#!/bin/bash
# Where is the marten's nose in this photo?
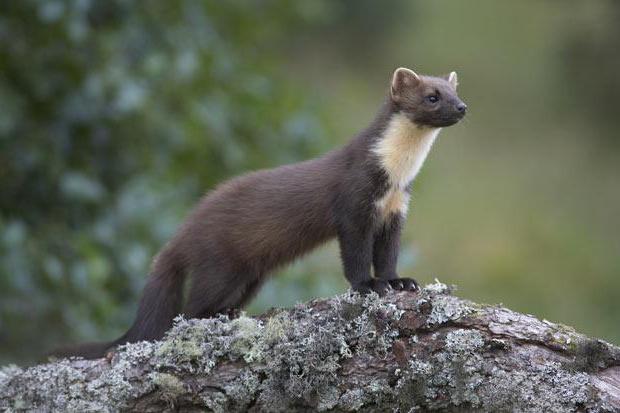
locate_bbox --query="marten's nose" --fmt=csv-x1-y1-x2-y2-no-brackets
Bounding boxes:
457,103,467,114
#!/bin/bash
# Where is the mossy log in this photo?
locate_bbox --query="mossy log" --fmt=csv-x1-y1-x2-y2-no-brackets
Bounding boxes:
1,282,619,412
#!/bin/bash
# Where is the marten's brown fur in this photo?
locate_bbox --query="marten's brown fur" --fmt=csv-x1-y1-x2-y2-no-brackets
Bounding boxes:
55,68,466,359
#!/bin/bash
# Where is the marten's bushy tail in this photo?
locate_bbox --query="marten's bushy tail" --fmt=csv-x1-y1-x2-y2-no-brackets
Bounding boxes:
52,252,185,360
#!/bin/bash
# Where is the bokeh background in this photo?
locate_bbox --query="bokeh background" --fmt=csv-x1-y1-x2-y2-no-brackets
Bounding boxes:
1,0,619,364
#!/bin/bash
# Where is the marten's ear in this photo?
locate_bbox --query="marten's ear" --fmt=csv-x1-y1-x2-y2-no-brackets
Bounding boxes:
447,71,458,89
391,67,421,101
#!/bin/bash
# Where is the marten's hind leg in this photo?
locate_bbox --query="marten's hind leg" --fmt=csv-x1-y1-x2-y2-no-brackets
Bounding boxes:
216,277,264,319
184,269,265,319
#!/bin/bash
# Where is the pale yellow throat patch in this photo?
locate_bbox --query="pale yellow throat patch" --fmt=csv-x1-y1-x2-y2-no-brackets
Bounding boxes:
372,113,441,219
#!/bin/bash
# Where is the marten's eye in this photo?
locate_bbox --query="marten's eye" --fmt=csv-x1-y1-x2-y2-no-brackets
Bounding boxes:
426,95,439,103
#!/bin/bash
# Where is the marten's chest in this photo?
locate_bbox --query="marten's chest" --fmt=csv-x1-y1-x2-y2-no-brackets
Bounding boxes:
371,114,440,219
375,187,410,220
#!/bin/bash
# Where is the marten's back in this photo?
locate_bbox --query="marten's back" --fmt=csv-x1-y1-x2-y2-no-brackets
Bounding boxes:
174,148,349,272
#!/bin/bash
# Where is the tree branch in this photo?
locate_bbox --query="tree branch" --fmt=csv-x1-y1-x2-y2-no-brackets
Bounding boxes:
1,282,619,412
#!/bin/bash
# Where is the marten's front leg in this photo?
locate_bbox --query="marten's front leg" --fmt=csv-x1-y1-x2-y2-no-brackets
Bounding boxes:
373,214,418,292
337,216,391,296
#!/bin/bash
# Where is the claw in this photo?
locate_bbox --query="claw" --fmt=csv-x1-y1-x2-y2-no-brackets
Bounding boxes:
354,277,419,296
388,279,404,290
389,277,419,291
354,279,391,296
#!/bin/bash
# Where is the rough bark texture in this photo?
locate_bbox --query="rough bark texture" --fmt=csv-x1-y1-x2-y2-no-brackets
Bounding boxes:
1,281,619,412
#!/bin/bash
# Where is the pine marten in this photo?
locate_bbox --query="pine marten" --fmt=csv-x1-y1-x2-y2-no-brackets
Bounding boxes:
56,67,467,359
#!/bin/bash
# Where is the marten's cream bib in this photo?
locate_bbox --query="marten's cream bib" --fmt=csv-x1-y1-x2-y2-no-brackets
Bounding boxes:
372,113,440,219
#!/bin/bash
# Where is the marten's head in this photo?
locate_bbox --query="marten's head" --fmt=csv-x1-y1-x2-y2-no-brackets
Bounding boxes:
390,67,467,127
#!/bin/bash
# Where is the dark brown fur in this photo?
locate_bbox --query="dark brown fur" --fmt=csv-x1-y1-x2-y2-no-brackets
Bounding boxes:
56,68,466,359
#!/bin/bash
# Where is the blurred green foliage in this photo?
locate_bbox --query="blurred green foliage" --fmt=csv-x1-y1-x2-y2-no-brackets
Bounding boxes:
0,0,337,363
1,0,619,364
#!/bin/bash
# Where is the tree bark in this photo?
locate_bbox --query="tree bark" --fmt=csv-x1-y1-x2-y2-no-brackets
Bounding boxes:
1,281,619,412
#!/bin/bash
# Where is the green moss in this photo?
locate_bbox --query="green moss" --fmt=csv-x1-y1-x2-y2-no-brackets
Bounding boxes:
151,372,185,401
263,312,292,345
156,338,203,361
230,316,264,363
152,317,212,372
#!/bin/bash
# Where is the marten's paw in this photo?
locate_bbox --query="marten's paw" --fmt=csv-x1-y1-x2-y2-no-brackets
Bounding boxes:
354,279,392,296
223,308,241,319
387,277,419,291
354,277,419,296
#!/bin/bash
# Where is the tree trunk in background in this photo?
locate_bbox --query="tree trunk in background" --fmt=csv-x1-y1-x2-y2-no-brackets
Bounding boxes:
1,282,619,412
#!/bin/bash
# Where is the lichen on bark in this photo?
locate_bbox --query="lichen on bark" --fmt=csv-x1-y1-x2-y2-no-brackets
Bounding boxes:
1,281,619,412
